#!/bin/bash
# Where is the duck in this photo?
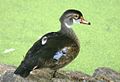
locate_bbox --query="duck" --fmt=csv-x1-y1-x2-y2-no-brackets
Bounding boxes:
14,9,90,78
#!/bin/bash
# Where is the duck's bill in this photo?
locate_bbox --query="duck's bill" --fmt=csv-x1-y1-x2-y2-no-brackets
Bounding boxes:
80,17,91,25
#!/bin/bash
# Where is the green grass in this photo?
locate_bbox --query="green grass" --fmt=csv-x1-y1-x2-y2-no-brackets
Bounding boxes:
0,0,120,75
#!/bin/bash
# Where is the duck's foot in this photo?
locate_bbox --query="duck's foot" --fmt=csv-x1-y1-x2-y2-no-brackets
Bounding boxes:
51,70,69,79
52,70,57,78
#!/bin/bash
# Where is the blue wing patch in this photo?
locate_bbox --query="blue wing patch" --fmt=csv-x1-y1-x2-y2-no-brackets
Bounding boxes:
53,47,68,60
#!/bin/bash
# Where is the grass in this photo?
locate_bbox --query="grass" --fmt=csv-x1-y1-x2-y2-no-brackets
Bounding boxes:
0,0,120,75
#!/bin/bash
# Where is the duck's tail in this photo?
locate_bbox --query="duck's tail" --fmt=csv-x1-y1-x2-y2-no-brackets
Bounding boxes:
14,62,32,78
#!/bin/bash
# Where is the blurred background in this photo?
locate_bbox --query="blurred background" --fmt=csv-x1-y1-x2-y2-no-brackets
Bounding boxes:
0,0,120,75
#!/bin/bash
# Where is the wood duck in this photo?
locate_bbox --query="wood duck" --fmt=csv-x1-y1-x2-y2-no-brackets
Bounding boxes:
14,9,90,78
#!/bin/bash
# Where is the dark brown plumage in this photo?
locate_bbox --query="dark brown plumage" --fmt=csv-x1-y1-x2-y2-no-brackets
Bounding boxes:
14,9,90,78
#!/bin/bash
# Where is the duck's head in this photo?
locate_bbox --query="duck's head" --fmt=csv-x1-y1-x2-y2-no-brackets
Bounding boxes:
60,9,91,28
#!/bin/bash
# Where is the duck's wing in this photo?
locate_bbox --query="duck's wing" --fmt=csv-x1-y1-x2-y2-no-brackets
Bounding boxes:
25,32,70,59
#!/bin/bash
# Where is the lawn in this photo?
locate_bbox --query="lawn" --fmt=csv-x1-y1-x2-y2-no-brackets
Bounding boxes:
0,0,120,75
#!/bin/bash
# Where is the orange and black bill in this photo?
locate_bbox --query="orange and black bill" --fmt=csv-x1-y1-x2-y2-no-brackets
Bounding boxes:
80,16,91,25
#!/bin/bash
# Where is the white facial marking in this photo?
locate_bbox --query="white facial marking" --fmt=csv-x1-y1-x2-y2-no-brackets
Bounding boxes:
42,36,47,45
73,19,80,24
65,22,71,28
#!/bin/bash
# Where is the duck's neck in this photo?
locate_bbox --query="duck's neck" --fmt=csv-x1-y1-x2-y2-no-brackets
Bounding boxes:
59,24,79,45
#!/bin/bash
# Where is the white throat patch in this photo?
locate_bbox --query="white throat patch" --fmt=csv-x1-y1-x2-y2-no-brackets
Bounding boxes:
65,19,80,28
73,19,80,24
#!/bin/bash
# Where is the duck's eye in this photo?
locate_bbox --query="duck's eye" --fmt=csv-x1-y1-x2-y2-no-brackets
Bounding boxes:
74,14,79,19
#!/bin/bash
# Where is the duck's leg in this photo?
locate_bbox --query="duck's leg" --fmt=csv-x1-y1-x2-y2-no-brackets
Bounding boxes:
52,70,57,78
52,70,70,79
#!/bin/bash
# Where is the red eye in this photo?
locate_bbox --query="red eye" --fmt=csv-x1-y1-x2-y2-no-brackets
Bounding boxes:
74,14,79,19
